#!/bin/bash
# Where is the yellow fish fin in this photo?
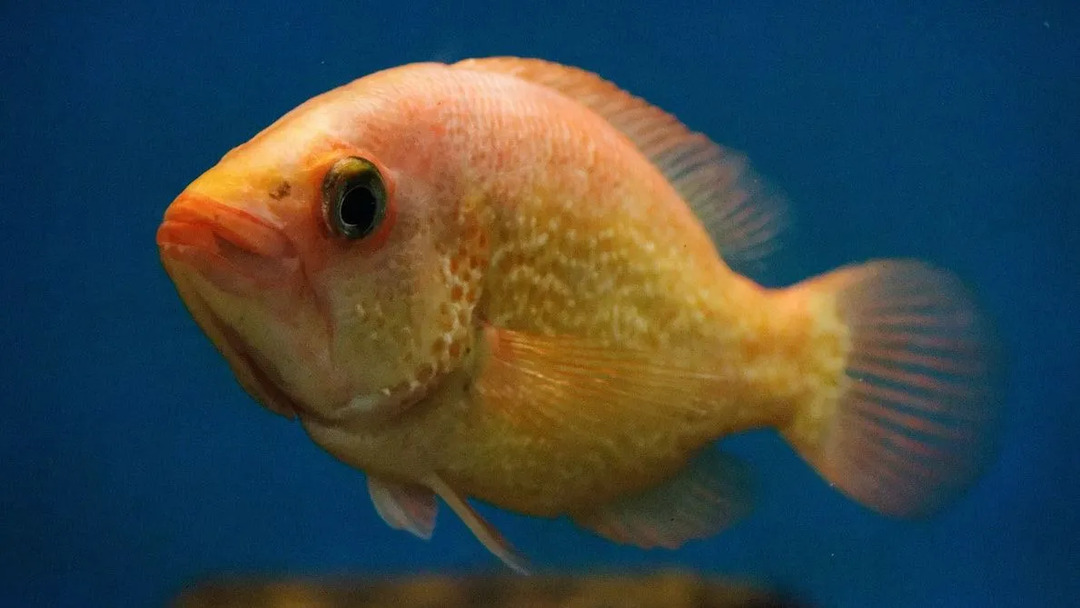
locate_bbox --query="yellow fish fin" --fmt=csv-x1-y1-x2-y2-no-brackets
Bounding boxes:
454,56,789,277
367,475,437,540
424,473,531,574
473,324,728,444
573,449,753,549
782,260,1003,517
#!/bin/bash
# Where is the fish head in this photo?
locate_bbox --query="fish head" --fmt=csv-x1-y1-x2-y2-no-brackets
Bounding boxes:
157,94,486,425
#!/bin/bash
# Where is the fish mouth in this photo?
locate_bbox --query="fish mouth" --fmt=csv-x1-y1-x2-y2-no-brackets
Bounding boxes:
156,192,299,295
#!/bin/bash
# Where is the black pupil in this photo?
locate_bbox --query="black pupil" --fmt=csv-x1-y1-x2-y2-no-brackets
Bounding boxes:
340,184,377,232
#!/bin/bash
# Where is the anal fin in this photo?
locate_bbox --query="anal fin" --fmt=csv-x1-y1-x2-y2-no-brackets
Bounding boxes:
573,449,754,550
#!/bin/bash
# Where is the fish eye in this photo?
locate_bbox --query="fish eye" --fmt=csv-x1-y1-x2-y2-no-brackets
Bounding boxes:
322,156,388,240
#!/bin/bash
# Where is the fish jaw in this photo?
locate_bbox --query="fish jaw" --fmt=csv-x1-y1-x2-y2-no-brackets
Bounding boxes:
160,263,305,419
157,190,320,419
156,191,301,296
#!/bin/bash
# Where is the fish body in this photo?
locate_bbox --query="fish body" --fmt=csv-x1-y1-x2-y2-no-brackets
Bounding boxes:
157,58,1000,569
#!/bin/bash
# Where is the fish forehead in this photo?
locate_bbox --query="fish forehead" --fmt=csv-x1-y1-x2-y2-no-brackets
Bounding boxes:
186,62,649,207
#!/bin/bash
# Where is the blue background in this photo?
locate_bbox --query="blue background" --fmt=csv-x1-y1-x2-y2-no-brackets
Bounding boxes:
2,2,1077,606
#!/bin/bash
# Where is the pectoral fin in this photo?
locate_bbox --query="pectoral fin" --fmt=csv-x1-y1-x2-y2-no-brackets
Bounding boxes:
573,449,754,549
473,325,727,444
367,475,437,540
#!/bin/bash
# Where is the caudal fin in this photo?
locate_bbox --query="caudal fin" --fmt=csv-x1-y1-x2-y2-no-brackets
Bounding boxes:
782,260,1002,518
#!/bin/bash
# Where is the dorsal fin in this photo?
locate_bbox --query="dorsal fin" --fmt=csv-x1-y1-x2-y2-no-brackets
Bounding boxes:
453,57,789,278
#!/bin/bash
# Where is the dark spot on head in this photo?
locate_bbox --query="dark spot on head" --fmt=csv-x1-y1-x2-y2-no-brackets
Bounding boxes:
269,181,291,200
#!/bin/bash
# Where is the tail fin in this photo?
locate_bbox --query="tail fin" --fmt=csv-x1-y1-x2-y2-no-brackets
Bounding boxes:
781,260,1002,518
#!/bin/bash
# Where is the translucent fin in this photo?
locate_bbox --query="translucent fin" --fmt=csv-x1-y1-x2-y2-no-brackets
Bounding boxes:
453,57,788,277
782,260,1002,517
573,450,753,549
424,473,530,574
473,325,731,446
367,475,437,540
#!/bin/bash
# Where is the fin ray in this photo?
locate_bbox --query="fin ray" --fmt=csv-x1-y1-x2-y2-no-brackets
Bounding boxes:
782,260,1002,517
367,475,437,540
573,450,753,549
425,474,530,574
473,325,731,448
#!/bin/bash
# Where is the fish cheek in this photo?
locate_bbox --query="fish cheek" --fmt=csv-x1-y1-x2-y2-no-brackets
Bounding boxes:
316,247,437,407
338,251,482,414
324,269,417,392
318,178,489,413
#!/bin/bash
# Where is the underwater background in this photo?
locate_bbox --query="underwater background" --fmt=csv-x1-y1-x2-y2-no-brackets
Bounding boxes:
2,2,1077,606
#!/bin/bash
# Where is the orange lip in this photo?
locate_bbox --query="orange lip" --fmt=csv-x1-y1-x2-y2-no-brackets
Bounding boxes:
157,192,298,293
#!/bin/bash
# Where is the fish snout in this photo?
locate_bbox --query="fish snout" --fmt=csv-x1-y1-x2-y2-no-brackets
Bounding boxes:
157,191,299,293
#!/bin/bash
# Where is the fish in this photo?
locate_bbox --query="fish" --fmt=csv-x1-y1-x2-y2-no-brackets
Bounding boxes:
156,57,1002,572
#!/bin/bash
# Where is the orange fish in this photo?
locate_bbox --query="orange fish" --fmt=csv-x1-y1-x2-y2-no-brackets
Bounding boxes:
157,58,1001,572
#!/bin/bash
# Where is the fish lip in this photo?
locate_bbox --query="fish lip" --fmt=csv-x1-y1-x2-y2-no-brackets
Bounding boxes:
157,192,299,293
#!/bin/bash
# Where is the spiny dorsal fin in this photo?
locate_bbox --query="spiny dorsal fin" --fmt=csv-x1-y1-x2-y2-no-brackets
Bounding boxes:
453,57,788,277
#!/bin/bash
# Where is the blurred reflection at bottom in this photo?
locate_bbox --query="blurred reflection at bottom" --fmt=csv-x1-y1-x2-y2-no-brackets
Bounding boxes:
173,571,811,608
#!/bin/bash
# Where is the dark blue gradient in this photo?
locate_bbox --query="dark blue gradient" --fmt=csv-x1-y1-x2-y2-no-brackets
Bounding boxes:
1,2,1076,606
